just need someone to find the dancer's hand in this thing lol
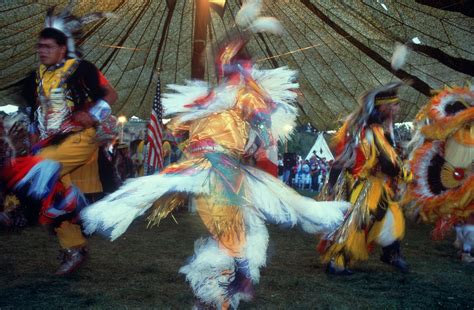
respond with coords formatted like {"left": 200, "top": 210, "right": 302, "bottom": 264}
{"left": 72, "top": 111, "right": 96, "bottom": 128}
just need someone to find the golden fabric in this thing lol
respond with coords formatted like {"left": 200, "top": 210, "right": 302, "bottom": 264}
{"left": 154, "top": 85, "right": 268, "bottom": 257}
{"left": 196, "top": 196, "right": 245, "bottom": 257}
{"left": 173, "top": 87, "right": 268, "bottom": 159}
{"left": 357, "top": 129, "right": 378, "bottom": 178}
{"left": 163, "top": 141, "right": 171, "bottom": 156}
{"left": 188, "top": 110, "right": 249, "bottom": 156}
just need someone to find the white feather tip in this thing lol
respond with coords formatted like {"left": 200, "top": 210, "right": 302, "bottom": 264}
{"left": 236, "top": 0, "right": 262, "bottom": 27}
{"left": 249, "top": 17, "right": 283, "bottom": 35}
{"left": 391, "top": 43, "right": 408, "bottom": 71}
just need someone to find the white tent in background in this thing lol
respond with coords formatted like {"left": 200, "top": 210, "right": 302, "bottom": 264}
{"left": 305, "top": 133, "right": 334, "bottom": 161}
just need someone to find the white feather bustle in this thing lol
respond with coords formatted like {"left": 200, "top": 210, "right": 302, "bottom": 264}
{"left": 163, "top": 66, "right": 299, "bottom": 143}
{"left": 81, "top": 171, "right": 211, "bottom": 240}
{"left": 180, "top": 211, "right": 270, "bottom": 309}
{"left": 251, "top": 66, "right": 299, "bottom": 142}
{"left": 163, "top": 83, "right": 240, "bottom": 123}
{"left": 179, "top": 238, "right": 235, "bottom": 308}
{"left": 414, "top": 142, "right": 443, "bottom": 199}
{"left": 244, "top": 165, "right": 347, "bottom": 233}
{"left": 242, "top": 211, "right": 269, "bottom": 283}
{"left": 81, "top": 160, "right": 347, "bottom": 240}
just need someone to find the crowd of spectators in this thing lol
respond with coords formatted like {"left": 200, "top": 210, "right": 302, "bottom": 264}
{"left": 278, "top": 151, "right": 331, "bottom": 192}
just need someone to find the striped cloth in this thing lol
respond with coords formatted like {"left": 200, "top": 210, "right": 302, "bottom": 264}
{"left": 146, "top": 75, "right": 164, "bottom": 174}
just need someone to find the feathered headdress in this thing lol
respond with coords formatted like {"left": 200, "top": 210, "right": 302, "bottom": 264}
{"left": 215, "top": 0, "right": 284, "bottom": 80}
{"left": 332, "top": 42, "right": 408, "bottom": 166}
{"left": 332, "top": 82, "right": 403, "bottom": 166}
{"left": 44, "top": 2, "right": 112, "bottom": 58}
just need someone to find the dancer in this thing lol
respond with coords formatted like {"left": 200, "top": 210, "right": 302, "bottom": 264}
{"left": 0, "top": 112, "right": 31, "bottom": 228}
{"left": 81, "top": 1, "right": 347, "bottom": 308}
{"left": 409, "top": 85, "right": 473, "bottom": 262}
{"left": 318, "top": 81, "right": 413, "bottom": 275}
{"left": 0, "top": 5, "right": 116, "bottom": 275}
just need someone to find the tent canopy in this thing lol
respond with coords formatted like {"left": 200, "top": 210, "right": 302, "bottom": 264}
{"left": 305, "top": 133, "right": 334, "bottom": 161}
{"left": 1, "top": 1, "right": 472, "bottom": 130}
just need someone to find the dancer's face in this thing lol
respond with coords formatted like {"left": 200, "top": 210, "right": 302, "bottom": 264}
{"left": 379, "top": 101, "right": 401, "bottom": 121}
{"left": 37, "top": 38, "right": 67, "bottom": 66}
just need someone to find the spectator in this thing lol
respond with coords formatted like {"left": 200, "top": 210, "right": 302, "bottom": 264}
{"left": 300, "top": 160, "right": 312, "bottom": 189}
{"left": 282, "top": 152, "right": 296, "bottom": 185}
{"left": 114, "top": 143, "right": 134, "bottom": 182}
{"left": 310, "top": 160, "right": 320, "bottom": 192}
{"left": 277, "top": 154, "right": 284, "bottom": 181}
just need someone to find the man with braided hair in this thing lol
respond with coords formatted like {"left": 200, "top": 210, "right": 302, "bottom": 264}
{"left": 318, "top": 82, "right": 413, "bottom": 275}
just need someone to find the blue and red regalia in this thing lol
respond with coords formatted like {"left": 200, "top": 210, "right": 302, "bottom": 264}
{"left": 0, "top": 5, "right": 116, "bottom": 275}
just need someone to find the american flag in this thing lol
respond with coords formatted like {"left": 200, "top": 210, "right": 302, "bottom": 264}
{"left": 146, "top": 75, "right": 164, "bottom": 174}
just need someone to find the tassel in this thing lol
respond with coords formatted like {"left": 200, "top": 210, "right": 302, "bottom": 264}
{"left": 147, "top": 193, "right": 187, "bottom": 227}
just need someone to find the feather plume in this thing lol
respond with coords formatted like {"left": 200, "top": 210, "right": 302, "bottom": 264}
{"left": 235, "top": 0, "right": 262, "bottom": 27}
{"left": 250, "top": 66, "right": 299, "bottom": 141}
{"left": 43, "top": 3, "right": 112, "bottom": 58}
{"left": 179, "top": 238, "right": 235, "bottom": 308}
{"left": 249, "top": 17, "right": 283, "bottom": 35}
{"left": 80, "top": 12, "right": 113, "bottom": 25}
{"left": 391, "top": 43, "right": 408, "bottom": 71}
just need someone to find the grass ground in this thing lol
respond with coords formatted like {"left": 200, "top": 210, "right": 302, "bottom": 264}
{"left": 1, "top": 207, "right": 473, "bottom": 309}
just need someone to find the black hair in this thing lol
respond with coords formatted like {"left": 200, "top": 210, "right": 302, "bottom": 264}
{"left": 39, "top": 28, "right": 68, "bottom": 46}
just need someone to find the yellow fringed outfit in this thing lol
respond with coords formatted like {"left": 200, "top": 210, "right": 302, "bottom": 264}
{"left": 320, "top": 124, "right": 411, "bottom": 269}
{"left": 319, "top": 82, "right": 412, "bottom": 273}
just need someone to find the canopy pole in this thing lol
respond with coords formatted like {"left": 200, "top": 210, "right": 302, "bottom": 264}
{"left": 192, "top": 0, "right": 210, "bottom": 79}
